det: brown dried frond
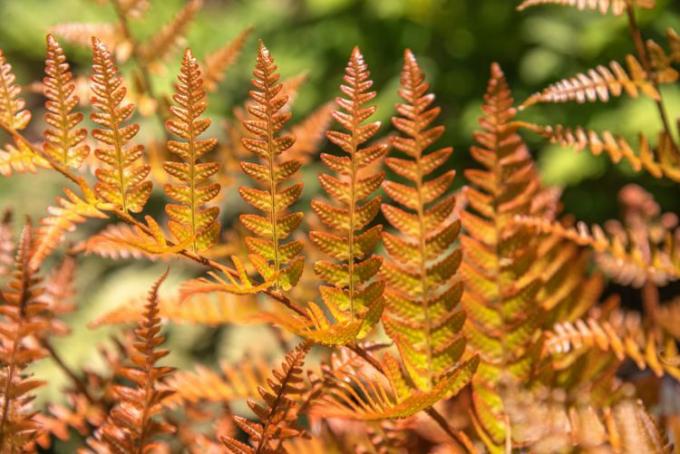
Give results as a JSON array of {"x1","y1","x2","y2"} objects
[
  {"x1": 202, "y1": 26, "x2": 253, "y2": 92},
  {"x1": 545, "y1": 309, "x2": 680, "y2": 380},
  {"x1": 221, "y1": 342, "x2": 310, "y2": 453},
  {"x1": 0, "y1": 225, "x2": 49, "y2": 451},
  {"x1": 89, "y1": 271, "x2": 175, "y2": 453},
  {"x1": 0, "y1": 49, "x2": 31, "y2": 132},
  {"x1": 520, "y1": 55, "x2": 659, "y2": 109},
  {"x1": 164, "y1": 48, "x2": 220, "y2": 252},
  {"x1": 521, "y1": 123, "x2": 680, "y2": 182},
  {"x1": 139, "y1": 0, "x2": 202, "y2": 67},
  {"x1": 91, "y1": 37, "x2": 152, "y2": 213},
  {"x1": 517, "y1": 0, "x2": 656, "y2": 15},
  {"x1": 43, "y1": 34, "x2": 89, "y2": 168}
]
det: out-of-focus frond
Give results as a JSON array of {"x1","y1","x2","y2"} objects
[
  {"x1": 202, "y1": 27, "x2": 252, "y2": 92},
  {"x1": 517, "y1": 0, "x2": 656, "y2": 15}
]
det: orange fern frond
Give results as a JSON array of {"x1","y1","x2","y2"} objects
[
  {"x1": 31, "y1": 181, "x2": 107, "y2": 271},
  {"x1": 139, "y1": 0, "x2": 202, "y2": 67},
  {"x1": 380, "y1": 49, "x2": 466, "y2": 393},
  {"x1": 90, "y1": 37, "x2": 152, "y2": 213},
  {"x1": 89, "y1": 271, "x2": 175, "y2": 452},
  {"x1": 202, "y1": 27, "x2": 252, "y2": 92},
  {"x1": 0, "y1": 225, "x2": 48, "y2": 451},
  {"x1": 239, "y1": 41, "x2": 304, "y2": 291},
  {"x1": 545, "y1": 311, "x2": 680, "y2": 380},
  {"x1": 311, "y1": 352, "x2": 478, "y2": 420},
  {"x1": 50, "y1": 22, "x2": 125, "y2": 54},
  {"x1": 90, "y1": 291, "x2": 257, "y2": 327},
  {"x1": 520, "y1": 55, "x2": 659, "y2": 109},
  {"x1": 75, "y1": 222, "x2": 166, "y2": 261},
  {"x1": 221, "y1": 342, "x2": 310, "y2": 453},
  {"x1": 180, "y1": 255, "x2": 273, "y2": 299},
  {"x1": 461, "y1": 63, "x2": 546, "y2": 447},
  {"x1": 0, "y1": 136, "x2": 50, "y2": 176},
  {"x1": 513, "y1": 215, "x2": 680, "y2": 285},
  {"x1": 0, "y1": 49, "x2": 31, "y2": 132},
  {"x1": 43, "y1": 34, "x2": 89, "y2": 168},
  {"x1": 520, "y1": 123, "x2": 680, "y2": 182},
  {"x1": 307, "y1": 46, "x2": 387, "y2": 343},
  {"x1": 163, "y1": 355, "x2": 272, "y2": 408},
  {"x1": 164, "y1": 48, "x2": 220, "y2": 252},
  {"x1": 517, "y1": 0, "x2": 656, "y2": 15}
]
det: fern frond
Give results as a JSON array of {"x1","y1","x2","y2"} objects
[
  {"x1": 239, "y1": 41, "x2": 304, "y2": 291},
  {"x1": 517, "y1": 0, "x2": 656, "y2": 15},
  {"x1": 91, "y1": 37, "x2": 152, "y2": 213},
  {"x1": 75, "y1": 222, "x2": 167, "y2": 261},
  {"x1": 545, "y1": 313, "x2": 680, "y2": 380},
  {"x1": 90, "y1": 291, "x2": 257, "y2": 327},
  {"x1": 308, "y1": 47, "x2": 387, "y2": 343},
  {"x1": 461, "y1": 63, "x2": 547, "y2": 448},
  {"x1": 513, "y1": 215, "x2": 680, "y2": 285},
  {"x1": 180, "y1": 255, "x2": 273, "y2": 299},
  {"x1": 163, "y1": 355, "x2": 271, "y2": 408},
  {"x1": 31, "y1": 181, "x2": 107, "y2": 271},
  {"x1": 90, "y1": 271, "x2": 175, "y2": 452},
  {"x1": 139, "y1": 0, "x2": 202, "y2": 66},
  {"x1": 380, "y1": 50, "x2": 465, "y2": 393},
  {"x1": 520, "y1": 55, "x2": 659, "y2": 109},
  {"x1": 164, "y1": 48, "x2": 221, "y2": 252},
  {"x1": 0, "y1": 136, "x2": 50, "y2": 176},
  {"x1": 202, "y1": 27, "x2": 252, "y2": 92},
  {"x1": 43, "y1": 34, "x2": 89, "y2": 168},
  {"x1": 50, "y1": 22, "x2": 124, "y2": 54},
  {"x1": 0, "y1": 49, "x2": 31, "y2": 132},
  {"x1": 221, "y1": 342, "x2": 310, "y2": 453},
  {"x1": 522, "y1": 123, "x2": 680, "y2": 182},
  {"x1": 311, "y1": 353, "x2": 478, "y2": 420},
  {"x1": 0, "y1": 225, "x2": 48, "y2": 451}
]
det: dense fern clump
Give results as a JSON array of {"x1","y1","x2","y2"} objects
[{"x1": 0, "y1": 0, "x2": 678, "y2": 452}]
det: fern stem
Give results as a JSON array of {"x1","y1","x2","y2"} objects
[{"x1": 624, "y1": 3, "x2": 677, "y2": 148}]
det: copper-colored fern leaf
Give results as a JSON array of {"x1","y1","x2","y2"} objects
[
  {"x1": 164, "y1": 48, "x2": 221, "y2": 252},
  {"x1": 139, "y1": 0, "x2": 202, "y2": 66},
  {"x1": 380, "y1": 49, "x2": 467, "y2": 393},
  {"x1": 75, "y1": 222, "x2": 167, "y2": 261},
  {"x1": 43, "y1": 34, "x2": 89, "y2": 168},
  {"x1": 513, "y1": 215, "x2": 680, "y2": 285},
  {"x1": 0, "y1": 225, "x2": 49, "y2": 451},
  {"x1": 221, "y1": 342, "x2": 310, "y2": 454},
  {"x1": 545, "y1": 310, "x2": 680, "y2": 380},
  {"x1": 202, "y1": 27, "x2": 252, "y2": 92},
  {"x1": 89, "y1": 271, "x2": 175, "y2": 453},
  {"x1": 0, "y1": 136, "x2": 50, "y2": 177},
  {"x1": 520, "y1": 55, "x2": 660, "y2": 109},
  {"x1": 306, "y1": 47, "x2": 388, "y2": 342},
  {"x1": 461, "y1": 63, "x2": 547, "y2": 448},
  {"x1": 517, "y1": 0, "x2": 656, "y2": 15},
  {"x1": 0, "y1": 49, "x2": 31, "y2": 132},
  {"x1": 311, "y1": 352, "x2": 478, "y2": 420},
  {"x1": 180, "y1": 255, "x2": 274, "y2": 299},
  {"x1": 239, "y1": 41, "x2": 304, "y2": 291},
  {"x1": 521, "y1": 123, "x2": 680, "y2": 182},
  {"x1": 90, "y1": 37, "x2": 152, "y2": 213},
  {"x1": 30, "y1": 180, "x2": 107, "y2": 271}
]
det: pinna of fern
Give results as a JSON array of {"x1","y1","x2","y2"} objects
[
  {"x1": 239, "y1": 40, "x2": 305, "y2": 292},
  {"x1": 380, "y1": 49, "x2": 468, "y2": 394},
  {"x1": 517, "y1": 0, "x2": 657, "y2": 16},
  {"x1": 90, "y1": 37, "x2": 152, "y2": 213},
  {"x1": 460, "y1": 63, "x2": 547, "y2": 450},
  {"x1": 282, "y1": 46, "x2": 387, "y2": 345},
  {"x1": 221, "y1": 342, "x2": 310, "y2": 454},
  {"x1": 163, "y1": 48, "x2": 221, "y2": 252},
  {"x1": 0, "y1": 48, "x2": 31, "y2": 133},
  {"x1": 88, "y1": 270, "x2": 175, "y2": 453},
  {"x1": 0, "y1": 224, "x2": 49, "y2": 452}
]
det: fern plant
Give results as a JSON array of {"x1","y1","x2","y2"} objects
[{"x1": 0, "y1": 0, "x2": 678, "y2": 452}]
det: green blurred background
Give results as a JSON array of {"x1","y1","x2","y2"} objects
[{"x1": 0, "y1": 0, "x2": 679, "y2": 446}]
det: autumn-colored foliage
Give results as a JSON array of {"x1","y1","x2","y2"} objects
[{"x1": 0, "y1": 0, "x2": 679, "y2": 452}]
